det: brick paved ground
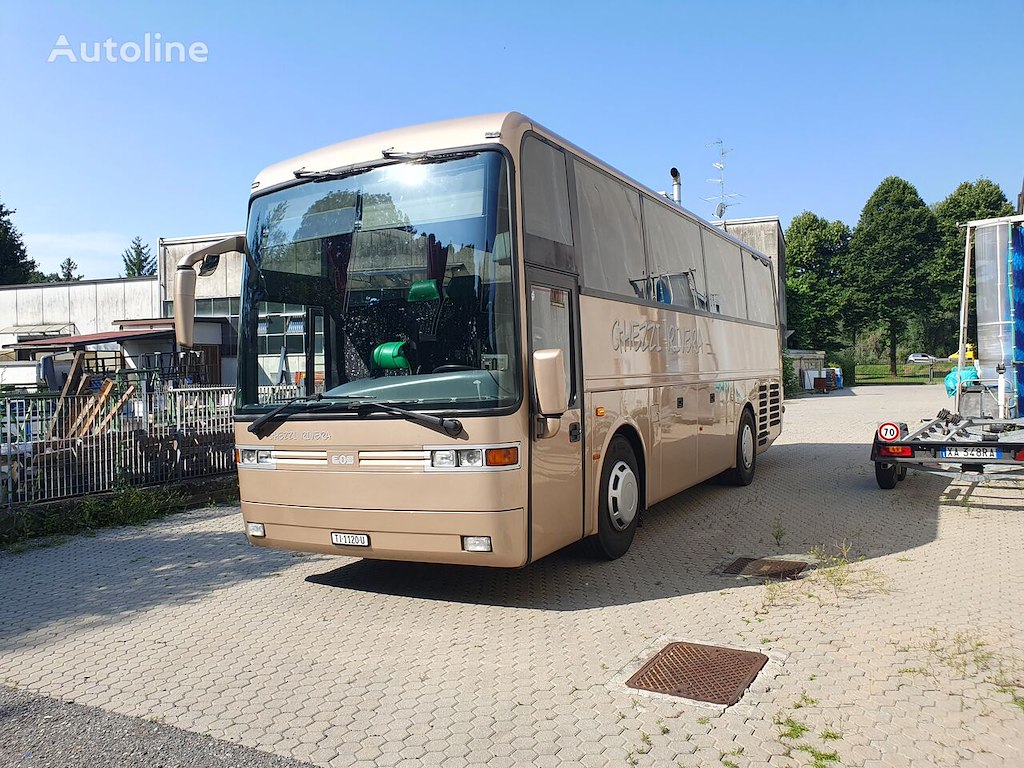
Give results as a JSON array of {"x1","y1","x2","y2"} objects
[{"x1": 2, "y1": 384, "x2": 1022, "y2": 767}]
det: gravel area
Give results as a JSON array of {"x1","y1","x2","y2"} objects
[{"x1": 0, "y1": 684, "x2": 313, "y2": 768}]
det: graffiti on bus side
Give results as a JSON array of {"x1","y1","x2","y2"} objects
[{"x1": 610, "y1": 320, "x2": 703, "y2": 355}]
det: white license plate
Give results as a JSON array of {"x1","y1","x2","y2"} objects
[
  {"x1": 331, "y1": 532, "x2": 370, "y2": 547},
  {"x1": 939, "y1": 447, "x2": 1001, "y2": 459}
]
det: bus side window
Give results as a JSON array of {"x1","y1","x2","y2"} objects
[
  {"x1": 573, "y1": 161, "x2": 646, "y2": 300},
  {"x1": 530, "y1": 285, "x2": 574, "y2": 409},
  {"x1": 522, "y1": 136, "x2": 575, "y2": 272},
  {"x1": 701, "y1": 229, "x2": 748, "y2": 320},
  {"x1": 643, "y1": 197, "x2": 707, "y2": 311}
]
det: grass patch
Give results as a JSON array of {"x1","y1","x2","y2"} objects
[
  {"x1": 775, "y1": 714, "x2": 810, "y2": 740},
  {"x1": 1, "y1": 475, "x2": 237, "y2": 550}
]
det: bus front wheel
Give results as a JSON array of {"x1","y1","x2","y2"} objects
[{"x1": 584, "y1": 435, "x2": 641, "y2": 560}]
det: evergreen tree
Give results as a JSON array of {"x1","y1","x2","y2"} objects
[
  {"x1": 122, "y1": 235, "x2": 155, "y2": 277},
  {"x1": 848, "y1": 177, "x2": 939, "y2": 374},
  {"x1": 59, "y1": 257, "x2": 83, "y2": 281},
  {"x1": 0, "y1": 196, "x2": 38, "y2": 285}
]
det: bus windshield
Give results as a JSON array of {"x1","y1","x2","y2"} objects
[{"x1": 236, "y1": 151, "x2": 519, "y2": 412}]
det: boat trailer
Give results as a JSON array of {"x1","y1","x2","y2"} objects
[{"x1": 871, "y1": 410, "x2": 1024, "y2": 487}]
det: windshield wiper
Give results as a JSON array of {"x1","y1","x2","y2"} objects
[
  {"x1": 247, "y1": 393, "x2": 326, "y2": 436},
  {"x1": 355, "y1": 401, "x2": 464, "y2": 439}
]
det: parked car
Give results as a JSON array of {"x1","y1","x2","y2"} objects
[{"x1": 906, "y1": 353, "x2": 937, "y2": 364}]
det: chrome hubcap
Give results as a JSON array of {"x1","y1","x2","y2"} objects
[
  {"x1": 741, "y1": 424, "x2": 754, "y2": 469},
  {"x1": 607, "y1": 460, "x2": 638, "y2": 531}
]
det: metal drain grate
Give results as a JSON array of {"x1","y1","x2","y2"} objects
[
  {"x1": 626, "y1": 642, "x2": 768, "y2": 706},
  {"x1": 723, "y1": 557, "x2": 807, "y2": 579}
]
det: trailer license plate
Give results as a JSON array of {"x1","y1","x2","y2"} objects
[
  {"x1": 331, "y1": 532, "x2": 370, "y2": 547},
  {"x1": 939, "y1": 447, "x2": 1001, "y2": 459}
]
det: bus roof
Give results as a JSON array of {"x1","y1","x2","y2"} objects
[
  {"x1": 248, "y1": 112, "x2": 772, "y2": 259},
  {"x1": 250, "y1": 112, "x2": 520, "y2": 193}
]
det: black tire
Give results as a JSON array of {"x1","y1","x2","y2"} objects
[
  {"x1": 896, "y1": 465, "x2": 908, "y2": 481},
  {"x1": 875, "y1": 462, "x2": 898, "y2": 489},
  {"x1": 722, "y1": 409, "x2": 757, "y2": 486},
  {"x1": 583, "y1": 435, "x2": 641, "y2": 560}
]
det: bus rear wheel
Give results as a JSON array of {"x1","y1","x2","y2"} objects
[
  {"x1": 584, "y1": 435, "x2": 641, "y2": 560},
  {"x1": 722, "y1": 409, "x2": 757, "y2": 486}
]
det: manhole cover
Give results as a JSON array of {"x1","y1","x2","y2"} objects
[
  {"x1": 723, "y1": 557, "x2": 807, "y2": 579},
  {"x1": 626, "y1": 642, "x2": 768, "y2": 706}
]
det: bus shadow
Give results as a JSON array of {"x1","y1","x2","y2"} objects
[{"x1": 305, "y1": 442, "x2": 953, "y2": 610}]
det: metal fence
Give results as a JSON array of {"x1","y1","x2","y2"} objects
[{"x1": 0, "y1": 384, "x2": 271, "y2": 507}]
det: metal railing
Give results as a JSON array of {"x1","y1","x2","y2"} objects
[{"x1": 1, "y1": 384, "x2": 249, "y2": 506}]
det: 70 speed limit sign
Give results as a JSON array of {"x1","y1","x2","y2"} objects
[{"x1": 877, "y1": 422, "x2": 901, "y2": 442}]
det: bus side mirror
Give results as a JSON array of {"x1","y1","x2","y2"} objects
[
  {"x1": 174, "y1": 265, "x2": 198, "y2": 348},
  {"x1": 173, "y1": 234, "x2": 246, "y2": 349},
  {"x1": 533, "y1": 348, "x2": 567, "y2": 438}
]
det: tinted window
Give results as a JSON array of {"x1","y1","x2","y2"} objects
[
  {"x1": 574, "y1": 161, "x2": 646, "y2": 298},
  {"x1": 743, "y1": 252, "x2": 776, "y2": 325},
  {"x1": 643, "y1": 198, "x2": 708, "y2": 311},
  {"x1": 702, "y1": 230, "x2": 747, "y2": 319},
  {"x1": 522, "y1": 137, "x2": 573, "y2": 246}
]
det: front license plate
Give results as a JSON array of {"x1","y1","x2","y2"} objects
[
  {"x1": 939, "y1": 447, "x2": 1001, "y2": 459},
  {"x1": 331, "y1": 532, "x2": 370, "y2": 547}
]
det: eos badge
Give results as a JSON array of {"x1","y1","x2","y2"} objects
[{"x1": 330, "y1": 454, "x2": 355, "y2": 466}]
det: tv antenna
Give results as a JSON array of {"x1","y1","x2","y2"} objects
[{"x1": 702, "y1": 139, "x2": 742, "y2": 219}]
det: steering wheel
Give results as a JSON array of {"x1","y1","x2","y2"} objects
[{"x1": 432, "y1": 365, "x2": 474, "y2": 373}]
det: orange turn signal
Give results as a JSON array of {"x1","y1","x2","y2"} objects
[
  {"x1": 485, "y1": 447, "x2": 519, "y2": 467},
  {"x1": 595, "y1": 407, "x2": 606, "y2": 417}
]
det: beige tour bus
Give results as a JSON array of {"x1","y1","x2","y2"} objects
[{"x1": 174, "y1": 112, "x2": 782, "y2": 567}]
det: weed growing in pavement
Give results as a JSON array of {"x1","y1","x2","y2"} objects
[
  {"x1": 656, "y1": 718, "x2": 669, "y2": 734},
  {"x1": 696, "y1": 715, "x2": 710, "y2": 725},
  {"x1": 775, "y1": 714, "x2": 810, "y2": 739},
  {"x1": 898, "y1": 628, "x2": 1024, "y2": 716},
  {"x1": 793, "y1": 743, "x2": 840, "y2": 766},
  {"x1": 719, "y1": 746, "x2": 743, "y2": 768},
  {"x1": 753, "y1": 539, "x2": 890, "y2": 617},
  {"x1": 792, "y1": 692, "x2": 818, "y2": 709},
  {"x1": 770, "y1": 517, "x2": 786, "y2": 546},
  {"x1": 773, "y1": 694, "x2": 844, "y2": 767}
]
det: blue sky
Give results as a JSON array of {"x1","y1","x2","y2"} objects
[{"x1": 1, "y1": 0, "x2": 1021, "y2": 278}]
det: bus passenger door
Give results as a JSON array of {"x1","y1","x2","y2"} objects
[{"x1": 527, "y1": 272, "x2": 584, "y2": 562}]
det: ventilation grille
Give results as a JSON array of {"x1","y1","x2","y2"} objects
[{"x1": 757, "y1": 381, "x2": 782, "y2": 446}]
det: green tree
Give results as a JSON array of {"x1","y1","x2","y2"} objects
[
  {"x1": 928, "y1": 179, "x2": 1013, "y2": 353},
  {"x1": 848, "y1": 176, "x2": 939, "y2": 374},
  {"x1": 122, "y1": 235, "x2": 155, "y2": 277},
  {"x1": 58, "y1": 257, "x2": 83, "y2": 281},
  {"x1": 784, "y1": 211, "x2": 852, "y2": 351},
  {"x1": 0, "y1": 197, "x2": 38, "y2": 285}
]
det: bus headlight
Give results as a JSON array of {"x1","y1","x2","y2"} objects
[
  {"x1": 431, "y1": 449, "x2": 457, "y2": 467},
  {"x1": 427, "y1": 444, "x2": 519, "y2": 470},
  {"x1": 238, "y1": 448, "x2": 274, "y2": 467},
  {"x1": 457, "y1": 449, "x2": 483, "y2": 467}
]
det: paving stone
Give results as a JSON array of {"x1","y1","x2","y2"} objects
[{"x1": 1, "y1": 386, "x2": 1022, "y2": 767}]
